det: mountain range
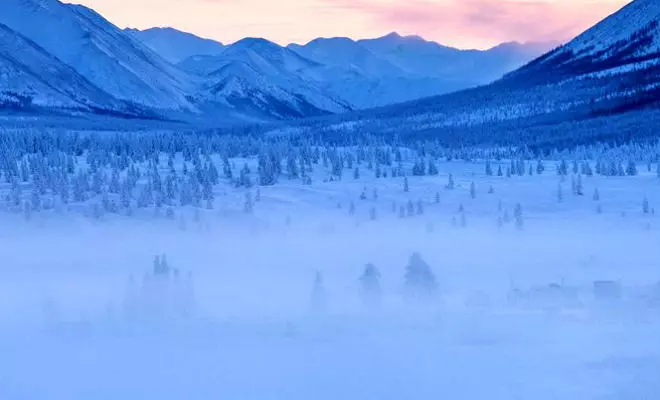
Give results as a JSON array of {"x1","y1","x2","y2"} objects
[
  {"x1": 272, "y1": 0, "x2": 660, "y2": 148},
  {"x1": 2, "y1": 0, "x2": 656, "y2": 146},
  {"x1": 0, "y1": 0, "x2": 554, "y2": 123}
]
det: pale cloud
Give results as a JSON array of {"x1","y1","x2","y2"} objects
[{"x1": 74, "y1": 0, "x2": 631, "y2": 48}]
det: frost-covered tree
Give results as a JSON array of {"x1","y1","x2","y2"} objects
[
  {"x1": 536, "y1": 160, "x2": 545, "y2": 175},
  {"x1": 412, "y1": 160, "x2": 425, "y2": 176},
  {"x1": 485, "y1": 160, "x2": 493, "y2": 176},
  {"x1": 446, "y1": 174, "x2": 455, "y2": 190},
  {"x1": 576, "y1": 174, "x2": 584, "y2": 196},
  {"x1": 244, "y1": 192, "x2": 254, "y2": 214},
  {"x1": 359, "y1": 263, "x2": 381, "y2": 307},
  {"x1": 404, "y1": 253, "x2": 437, "y2": 300},
  {"x1": 407, "y1": 200, "x2": 415, "y2": 217},
  {"x1": 416, "y1": 199, "x2": 424, "y2": 215},
  {"x1": 428, "y1": 160, "x2": 439, "y2": 176},
  {"x1": 514, "y1": 203, "x2": 524, "y2": 230},
  {"x1": 557, "y1": 183, "x2": 564, "y2": 203}
]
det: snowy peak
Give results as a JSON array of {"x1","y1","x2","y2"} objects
[
  {"x1": 230, "y1": 37, "x2": 281, "y2": 52},
  {"x1": 0, "y1": 0, "x2": 195, "y2": 111},
  {"x1": 125, "y1": 27, "x2": 225, "y2": 63},
  {"x1": 288, "y1": 37, "x2": 404, "y2": 79},
  {"x1": 377, "y1": 32, "x2": 426, "y2": 44},
  {"x1": 0, "y1": 22, "x2": 131, "y2": 114},
  {"x1": 515, "y1": 0, "x2": 660, "y2": 79},
  {"x1": 180, "y1": 38, "x2": 352, "y2": 116},
  {"x1": 359, "y1": 33, "x2": 455, "y2": 58},
  {"x1": 563, "y1": 0, "x2": 660, "y2": 59},
  {"x1": 223, "y1": 38, "x2": 320, "y2": 72}
]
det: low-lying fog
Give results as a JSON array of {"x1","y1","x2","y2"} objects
[{"x1": 1, "y1": 214, "x2": 659, "y2": 399}]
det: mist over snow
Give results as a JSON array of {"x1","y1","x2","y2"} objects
[
  {"x1": 1, "y1": 145, "x2": 660, "y2": 399},
  {"x1": 1, "y1": 0, "x2": 660, "y2": 399}
]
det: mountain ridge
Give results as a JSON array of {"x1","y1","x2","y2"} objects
[{"x1": 264, "y1": 0, "x2": 660, "y2": 147}]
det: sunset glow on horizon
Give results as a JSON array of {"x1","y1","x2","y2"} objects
[{"x1": 73, "y1": 0, "x2": 632, "y2": 49}]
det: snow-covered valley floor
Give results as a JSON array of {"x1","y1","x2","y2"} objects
[{"x1": 1, "y1": 160, "x2": 659, "y2": 399}]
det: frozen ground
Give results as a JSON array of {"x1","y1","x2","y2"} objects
[{"x1": 1, "y1": 159, "x2": 659, "y2": 399}]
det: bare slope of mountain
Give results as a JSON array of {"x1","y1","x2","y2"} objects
[
  {"x1": 0, "y1": 0, "x2": 195, "y2": 111},
  {"x1": 0, "y1": 22, "x2": 138, "y2": 115},
  {"x1": 125, "y1": 27, "x2": 225, "y2": 64},
  {"x1": 270, "y1": 0, "x2": 660, "y2": 147}
]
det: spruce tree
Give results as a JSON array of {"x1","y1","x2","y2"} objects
[
  {"x1": 359, "y1": 263, "x2": 381, "y2": 307},
  {"x1": 446, "y1": 174, "x2": 455, "y2": 190},
  {"x1": 404, "y1": 253, "x2": 437, "y2": 300},
  {"x1": 514, "y1": 203, "x2": 524, "y2": 230}
]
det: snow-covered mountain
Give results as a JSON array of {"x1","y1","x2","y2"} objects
[
  {"x1": 357, "y1": 32, "x2": 557, "y2": 82},
  {"x1": 0, "y1": 0, "x2": 345, "y2": 121},
  {"x1": 272, "y1": 0, "x2": 660, "y2": 147},
  {"x1": 176, "y1": 33, "x2": 551, "y2": 110},
  {"x1": 0, "y1": 22, "x2": 132, "y2": 114},
  {"x1": 181, "y1": 38, "x2": 352, "y2": 115},
  {"x1": 0, "y1": 0, "x2": 195, "y2": 112},
  {"x1": 285, "y1": 33, "x2": 555, "y2": 108},
  {"x1": 124, "y1": 25, "x2": 550, "y2": 110},
  {"x1": 125, "y1": 27, "x2": 225, "y2": 64},
  {"x1": 0, "y1": 0, "x2": 571, "y2": 124},
  {"x1": 288, "y1": 37, "x2": 404, "y2": 79},
  {"x1": 511, "y1": 0, "x2": 660, "y2": 82}
]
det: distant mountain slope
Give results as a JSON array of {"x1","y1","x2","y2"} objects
[
  {"x1": 0, "y1": 0, "x2": 562, "y2": 123},
  {"x1": 0, "y1": 0, "x2": 195, "y2": 111},
  {"x1": 138, "y1": 29, "x2": 552, "y2": 110},
  {"x1": 511, "y1": 0, "x2": 659, "y2": 82},
  {"x1": 0, "y1": 22, "x2": 135, "y2": 115},
  {"x1": 181, "y1": 38, "x2": 352, "y2": 115},
  {"x1": 125, "y1": 27, "x2": 225, "y2": 64},
  {"x1": 270, "y1": 0, "x2": 660, "y2": 147},
  {"x1": 288, "y1": 37, "x2": 404, "y2": 79},
  {"x1": 358, "y1": 32, "x2": 557, "y2": 82},
  {"x1": 285, "y1": 33, "x2": 554, "y2": 108}
]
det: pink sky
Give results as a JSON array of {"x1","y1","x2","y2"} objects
[{"x1": 74, "y1": 0, "x2": 632, "y2": 49}]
